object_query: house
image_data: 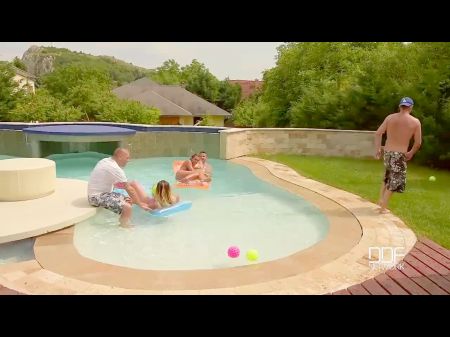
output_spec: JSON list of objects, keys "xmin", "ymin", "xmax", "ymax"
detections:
[
  {"xmin": 112, "ymin": 78, "xmax": 231, "ymax": 126},
  {"xmin": 12, "ymin": 66, "xmax": 36, "ymax": 94},
  {"xmin": 228, "ymin": 79, "xmax": 263, "ymax": 100}
]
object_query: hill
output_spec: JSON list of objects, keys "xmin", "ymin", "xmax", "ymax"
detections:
[{"xmin": 21, "ymin": 45, "xmax": 154, "ymax": 86}]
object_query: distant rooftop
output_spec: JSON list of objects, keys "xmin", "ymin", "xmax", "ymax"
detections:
[
  {"xmin": 12, "ymin": 66, "xmax": 36, "ymax": 80},
  {"xmin": 228, "ymin": 79, "xmax": 263, "ymax": 99},
  {"xmin": 113, "ymin": 78, "xmax": 231, "ymax": 117}
]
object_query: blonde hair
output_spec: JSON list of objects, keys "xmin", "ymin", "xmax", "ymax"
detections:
[{"xmin": 154, "ymin": 180, "xmax": 175, "ymax": 208}]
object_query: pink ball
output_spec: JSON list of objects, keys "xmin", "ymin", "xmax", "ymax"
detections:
[{"xmin": 227, "ymin": 246, "xmax": 240, "ymax": 258}]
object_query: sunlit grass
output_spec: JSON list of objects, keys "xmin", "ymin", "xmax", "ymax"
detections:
[{"xmin": 258, "ymin": 154, "xmax": 450, "ymax": 248}]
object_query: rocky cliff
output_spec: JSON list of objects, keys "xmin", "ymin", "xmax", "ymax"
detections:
[{"xmin": 21, "ymin": 45, "xmax": 55, "ymax": 77}]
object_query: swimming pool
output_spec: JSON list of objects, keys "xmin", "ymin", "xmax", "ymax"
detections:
[
  {"xmin": 48, "ymin": 152, "xmax": 330, "ymax": 270},
  {"xmin": 0, "ymin": 238, "xmax": 35, "ymax": 265}
]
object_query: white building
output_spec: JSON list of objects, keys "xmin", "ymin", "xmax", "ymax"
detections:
[{"xmin": 12, "ymin": 66, "xmax": 36, "ymax": 94}]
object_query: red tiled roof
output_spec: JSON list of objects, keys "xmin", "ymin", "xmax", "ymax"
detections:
[{"xmin": 228, "ymin": 80, "xmax": 263, "ymax": 99}]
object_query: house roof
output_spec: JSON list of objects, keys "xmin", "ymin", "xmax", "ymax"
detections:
[
  {"xmin": 12, "ymin": 66, "xmax": 36, "ymax": 80},
  {"xmin": 113, "ymin": 78, "xmax": 231, "ymax": 117},
  {"xmin": 228, "ymin": 79, "xmax": 263, "ymax": 99}
]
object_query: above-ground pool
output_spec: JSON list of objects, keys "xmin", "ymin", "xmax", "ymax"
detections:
[{"xmin": 49, "ymin": 152, "xmax": 330, "ymax": 271}]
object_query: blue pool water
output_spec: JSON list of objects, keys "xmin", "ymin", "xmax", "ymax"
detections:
[
  {"xmin": 0, "ymin": 239, "xmax": 35, "ymax": 265},
  {"xmin": 1, "ymin": 153, "xmax": 329, "ymax": 270},
  {"xmin": 0, "ymin": 155, "xmax": 35, "ymax": 264},
  {"xmin": 52, "ymin": 153, "xmax": 329, "ymax": 270}
]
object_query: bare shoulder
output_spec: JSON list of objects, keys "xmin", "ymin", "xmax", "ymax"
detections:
[
  {"xmin": 411, "ymin": 115, "xmax": 421, "ymax": 125},
  {"xmin": 387, "ymin": 112, "xmax": 399, "ymax": 119},
  {"xmin": 384, "ymin": 113, "xmax": 397, "ymax": 122}
]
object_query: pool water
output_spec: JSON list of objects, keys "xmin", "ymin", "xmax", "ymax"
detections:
[
  {"xmin": 0, "ymin": 153, "xmax": 329, "ymax": 271},
  {"xmin": 0, "ymin": 155, "xmax": 36, "ymax": 264},
  {"xmin": 0, "ymin": 238, "xmax": 35, "ymax": 265},
  {"xmin": 51, "ymin": 153, "xmax": 330, "ymax": 270}
]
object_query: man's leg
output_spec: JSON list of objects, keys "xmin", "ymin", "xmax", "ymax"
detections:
[
  {"xmin": 379, "ymin": 153, "xmax": 406, "ymax": 214},
  {"xmin": 199, "ymin": 172, "xmax": 211, "ymax": 182},
  {"xmin": 378, "ymin": 182, "xmax": 387, "ymax": 206},
  {"xmin": 180, "ymin": 172, "xmax": 201, "ymax": 183},
  {"xmin": 176, "ymin": 170, "xmax": 196, "ymax": 181},
  {"xmin": 119, "ymin": 202, "xmax": 133, "ymax": 228},
  {"xmin": 379, "ymin": 189, "xmax": 393, "ymax": 214},
  {"xmin": 95, "ymin": 192, "xmax": 134, "ymax": 227}
]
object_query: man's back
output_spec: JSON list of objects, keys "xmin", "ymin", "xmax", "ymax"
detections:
[
  {"xmin": 88, "ymin": 157, "xmax": 127, "ymax": 196},
  {"xmin": 385, "ymin": 112, "xmax": 420, "ymax": 153}
]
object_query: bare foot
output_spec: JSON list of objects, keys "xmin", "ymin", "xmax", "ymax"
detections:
[
  {"xmin": 119, "ymin": 221, "xmax": 134, "ymax": 228},
  {"xmin": 187, "ymin": 179, "xmax": 201, "ymax": 185},
  {"xmin": 378, "ymin": 208, "xmax": 390, "ymax": 214}
]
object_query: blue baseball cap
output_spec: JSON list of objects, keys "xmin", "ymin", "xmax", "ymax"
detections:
[{"xmin": 399, "ymin": 97, "xmax": 414, "ymax": 106}]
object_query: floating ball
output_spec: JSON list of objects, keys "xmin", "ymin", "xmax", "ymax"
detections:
[
  {"xmin": 429, "ymin": 176, "xmax": 436, "ymax": 182},
  {"xmin": 246, "ymin": 249, "xmax": 259, "ymax": 262},
  {"xmin": 227, "ymin": 246, "xmax": 240, "ymax": 258}
]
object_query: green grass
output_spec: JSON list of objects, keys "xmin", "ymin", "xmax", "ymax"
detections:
[{"xmin": 257, "ymin": 154, "xmax": 450, "ymax": 249}]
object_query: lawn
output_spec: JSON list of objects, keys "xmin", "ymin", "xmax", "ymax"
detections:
[{"xmin": 257, "ymin": 154, "xmax": 450, "ymax": 249}]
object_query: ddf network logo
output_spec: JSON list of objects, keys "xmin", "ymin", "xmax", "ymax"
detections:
[{"xmin": 368, "ymin": 247, "xmax": 405, "ymax": 271}]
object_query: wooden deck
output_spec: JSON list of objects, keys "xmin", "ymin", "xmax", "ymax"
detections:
[{"xmin": 332, "ymin": 237, "xmax": 450, "ymax": 295}]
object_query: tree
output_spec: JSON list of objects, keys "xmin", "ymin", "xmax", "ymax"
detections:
[
  {"xmin": 96, "ymin": 97, "xmax": 159, "ymax": 124},
  {"xmin": 0, "ymin": 63, "xmax": 25, "ymax": 121},
  {"xmin": 64, "ymin": 80, "xmax": 116, "ymax": 121},
  {"xmin": 13, "ymin": 57, "xmax": 27, "ymax": 71},
  {"xmin": 232, "ymin": 93, "xmax": 267, "ymax": 127},
  {"xmin": 149, "ymin": 59, "xmax": 241, "ymax": 112},
  {"xmin": 149, "ymin": 59, "xmax": 183, "ymax": 84},
  {"xmin": 31, "ymin": 46, "xmax": 150, "ymax": 84},
  {"xmin": 242, "ymin": 42, "xmax": 450, "ymax": 168},
  {"xmin": 8, "ymin": 89, "xmax": 83, "ymax": 122},
  {"xmin": 197, "ymin": 115, "xmax": 213, "ymax": 126},
  {"xmin": 216, "ymin": 79, "xmax": 241, "ymax": 111},
  {"xmin": 181, "ymin": 60, "xmax": 220, "ymax": 102},
  {"xmin": 42, "ymin": 64, "xmax": 112, "ymax": 100}
]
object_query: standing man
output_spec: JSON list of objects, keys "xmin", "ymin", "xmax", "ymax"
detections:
[
  {"xmin": 374, "ymin": 97, "xmax": 422, "ymax": 213},
  {"xmin": 87, "ymin": 148, "xmax": 151, "ymax": 227}
]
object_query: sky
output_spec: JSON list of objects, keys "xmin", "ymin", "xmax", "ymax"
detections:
[{"xmin": 0, "ymin": 42, "xmax": 283, "ymax": 80}]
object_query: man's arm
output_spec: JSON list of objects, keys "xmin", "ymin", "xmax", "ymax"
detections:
[
  {"xmin": 406, "ymin": 120, "xmax": 422, "ymax": 160},
  {"xmin": 374, "ymin": 116, "xmax": 389, "ymax": 159},
  {"xmin": 123, "ymin": 182, "xmax": 151, "ymax": 210},
  {"xmin": 123, "ymin": 182, "xmax": 139, "ymax": 203},
  {"xmin": 112, "ymin": 168, "xmax": 150, "ymax": 211},
  {"xmin": 205, "ymin": 163, "xmax": 212, "ymax": 176}
]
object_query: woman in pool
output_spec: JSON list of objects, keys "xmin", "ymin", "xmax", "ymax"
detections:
[{"xmin": 148, "ymin": 180, "xmax": 180, "ymax": 210}]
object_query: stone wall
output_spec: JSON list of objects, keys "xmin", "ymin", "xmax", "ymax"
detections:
[
  {"xmin": 219, "ymin": 128, "xmax": 375, "ymax": 159},
  {"xmin": 0, "ymin": 127, "xmax": 375, "ymax": 160}
]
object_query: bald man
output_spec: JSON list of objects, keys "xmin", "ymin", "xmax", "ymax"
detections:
[{"xmin": 88, "ymin": 148, "xmax": 150, "ymax": 227}]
